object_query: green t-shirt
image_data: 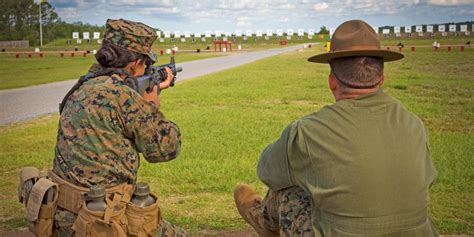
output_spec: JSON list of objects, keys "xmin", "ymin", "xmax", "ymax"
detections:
[{"xmin": 258, "ymin": 90, "xmax": 438, "ymax": 236}]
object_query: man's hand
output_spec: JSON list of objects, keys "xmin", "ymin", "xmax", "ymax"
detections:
[
  {"xmin": 142, "ymin": 85, "xmax": 160, "ymax": 108},
  {"xmin": 159, "ymin": 67, "xmax": 174, "ymax": 90}
]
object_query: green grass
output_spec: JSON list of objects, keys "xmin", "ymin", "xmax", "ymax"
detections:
[
  {"xmin": 0, "ymin": 47, "xmax": 473, "ymax": 234},
  {"xmin": 382, "ymin": 35, "xmax": 474, "ymax": 46},
  {"xmin": 0, "ymin": 52, "xmax": 226, "ymax": 90}
]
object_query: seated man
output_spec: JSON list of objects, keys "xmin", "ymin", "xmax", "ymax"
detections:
[{"xmin": 234, "ymin": 20, "xmax": 439, "ymax": 237}]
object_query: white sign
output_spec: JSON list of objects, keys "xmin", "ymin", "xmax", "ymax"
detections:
[
  {"xmin": 287, "ymin": 29, "xmax": 294, "ymax": 35},
  {"xmin": 427, "ymin": 26, "xmax": 433, "ymax": 33},
  {"xmin": 382, "ymin": 29, "xmax": 390, "ymax": 34},
  {"xmin": 276, "ymin": 29, "xmax": 283, "ymax": 36},
  {"xmin": 449, "ymin": 24, "xmax": 456, "ymax": 32},
  {"xmin": 298, "ymin": 29, "xmax": 304, "ymax": 36},
  {"xmin": 308, "ymin": 29, "xmax": 315, "ymax": 35},
  {"xmin": 245, "ymin": 30, "xmax": 252, "ymax": 36},
  {"xmin": 173, "ymin": 31, "xmax": 181, "ymax": 37},
  {"xmin": 405, "ymin": 26, "xmax": 412, "ymax": 33},
  {"xmin": 256, "ymin": 30, "xmax": 263, "ymax": 37},
  {"xmin": 205, "ymin": 31, "xmax": 212, "ymax": 37},
  {"xmin": 460, "ymin": 25, "xmax": 467, "ymax": 32},
  {"xmin": 72, "ymin": 32, "xmax": 79, "ymax": 39},
  {"xmin": 156, "ymin": 31, "xmax": 161, "ymax": 38},
  {"xmin": 394, "ymin": 26, "xmax": 401, "ymax": 34},
  {"xmin": 438, "ymin": 25, "xmax": 445, "ymax": 32},
  {"xmin": 93, "ymin": 32, "xmax": 100, "ymax": 39},
  {"xmin": 83, "ymin": 32, "xmax": 90, "ymax": 39},
  {"xmin": 416, "ymin": 25, "xmax": 423, "ymax": 33},
  {"xmin": 164, "ymin": 31, "xmax": 171, "ymax": 38},
  {"xmin": 235, "ymin": 31, "xmax": 242, "ymax": 37}
]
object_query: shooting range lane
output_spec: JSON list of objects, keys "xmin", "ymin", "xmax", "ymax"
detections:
[
  {"xmin": 0, "ymin": 44, "xmax": 306, "ymax": 125},
  {"xmin": 175, "ymin": 44, "xmax": 304, "ymax": 82}
]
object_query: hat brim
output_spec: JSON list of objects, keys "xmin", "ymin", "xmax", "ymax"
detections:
[
  {"xmin": 146, "ymin": 51, "xmax": 157, "ymax": 63},
  {"xmin": 308, "ymin": 49, "xmax": 404, "ymax": 63}
]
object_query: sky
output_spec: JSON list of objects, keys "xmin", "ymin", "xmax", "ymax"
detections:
[{"xmin": 48, "ymin": 0, "xmax": 474, "ymax": 33}]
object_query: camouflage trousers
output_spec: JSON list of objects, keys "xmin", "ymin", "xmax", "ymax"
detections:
[
  {"xmin": 262, "ymin": 186, "xmax": 315, "ymax": 237},
  {"xmin": 54, "ymin": 208, "xmax": 189, "ymax": 237}
]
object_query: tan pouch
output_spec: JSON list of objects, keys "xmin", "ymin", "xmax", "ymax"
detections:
[
  {"xmin": 26, "ymin": 178, "xmax": 58, "ymax": 237},
  {"xmin": 126, "ymin": 193, "xmax": 160, "ymax": 237},
  {"xmin": 18, "ymin": 166, "xmax": 40, "ymax": 206},
  {"xmin": 72, "ymin": 192, "xmax": 128, "ymax": 237}
]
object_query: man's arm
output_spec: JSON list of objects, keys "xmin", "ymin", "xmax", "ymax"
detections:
[{"xmin": 257, "ymin": 124, "xmax": 295, "ymax": 191}]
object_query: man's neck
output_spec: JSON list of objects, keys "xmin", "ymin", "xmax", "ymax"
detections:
[{"xmin": 335, "ymin": 87, "xmax": 379, "ymax": 101}]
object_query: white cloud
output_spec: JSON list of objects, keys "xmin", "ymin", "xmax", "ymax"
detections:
[
  {"xmin": 314, "ymin": 2, "xmax": 329, "ymax": 11},
  {"xmin": 50, "ymin": 0, "xmax": 474, "ymax": 32},
  {"xmin": 428, "ymin": 0, "xmax": 474, "ymax": 5}
]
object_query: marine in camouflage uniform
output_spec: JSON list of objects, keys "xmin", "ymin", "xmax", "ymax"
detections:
[{"xmin": 52, "ymin": 19, "xmax": 188, "ymax": 236}]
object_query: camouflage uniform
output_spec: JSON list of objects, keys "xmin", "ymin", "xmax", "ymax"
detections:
[
  {"xmin": 52, "ymin": 19, "xmax": 188, "ymax": 236},
  {"xmin": 262, "ymin": 187, "xmax": 314, "ymax": 237}
]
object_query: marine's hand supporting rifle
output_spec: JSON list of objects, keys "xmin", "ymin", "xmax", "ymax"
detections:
[{"xmin": 140, "ymin": 57, "xmax": 183, "ymax": 106}]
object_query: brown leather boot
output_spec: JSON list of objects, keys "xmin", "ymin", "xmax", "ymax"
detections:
[{"xmin": 234, "ymin": 184, "xmax": 279, "ymax": 237}]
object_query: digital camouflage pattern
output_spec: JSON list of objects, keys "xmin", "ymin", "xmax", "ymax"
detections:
[
  {"xmin": 104, "ymin": 18, "xmax": 158, "ymax": 62},
  {"xmin": 53, "ymin": 64, "xmax": 181, "ymax": 187},
  {"xmin": 263, "ymin": 186, "xmax": 314, "ymax": 237}
]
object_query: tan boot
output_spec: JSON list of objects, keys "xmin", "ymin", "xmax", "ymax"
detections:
[{"xmin": 234, "ymin": 184, "xmax": 279, "ymax": 237}]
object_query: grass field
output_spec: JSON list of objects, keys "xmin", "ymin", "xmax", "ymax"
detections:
[
  {"xmin": 0, "ymin": 52, "xmax": 227, "ymax": 90},
  {"xmin": 0, "ymin": 46, "xmax": 473, "ymax": 234}
]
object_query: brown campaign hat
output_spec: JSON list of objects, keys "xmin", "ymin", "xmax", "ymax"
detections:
[{"xmin": 308, "ymin": 20, "xmax": 403, "ymax": 63}]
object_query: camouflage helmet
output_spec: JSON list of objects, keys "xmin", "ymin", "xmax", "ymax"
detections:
[{"xmin": 103, "ymin": 19, "xmax": 158, "ymax": 63}]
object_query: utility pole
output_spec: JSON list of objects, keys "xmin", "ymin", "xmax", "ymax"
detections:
[{"xmin": 39, "ymin": 1, "xmax": 43, "ymax": 47}]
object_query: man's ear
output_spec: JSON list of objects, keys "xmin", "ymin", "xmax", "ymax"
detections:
[
  {"xmin": 134, "ymin": 59, "xmax": 144, "ymax": 66},
  {"xmin": 328, "ymin": 73, "xmax": 338, "ymax": 91},
  {"xmin": 379, "ymin": 74, "xmax": 385, "ymax": 86}
]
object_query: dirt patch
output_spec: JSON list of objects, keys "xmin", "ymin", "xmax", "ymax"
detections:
[{"xmin": 0, "ymin": 229, "xmax": 257, "ymax": 237}]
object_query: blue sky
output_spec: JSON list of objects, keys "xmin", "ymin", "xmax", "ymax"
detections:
[{"xmin": 49, "ymin": 0, "xmax": 474, "ymax": 32}]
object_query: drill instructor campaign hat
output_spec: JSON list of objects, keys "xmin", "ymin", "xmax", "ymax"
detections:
[
  {"xmin": 103, "ymin": 19, "xmax": 158, "ymax": 63},
  {"xmin": 308, "ymin": 20, "xmax": 403, "ymax": 63}
]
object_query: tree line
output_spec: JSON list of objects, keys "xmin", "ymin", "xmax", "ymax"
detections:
[{"xmin": 0, "ymin": 0, "xmax": 104, "ymax": 46}]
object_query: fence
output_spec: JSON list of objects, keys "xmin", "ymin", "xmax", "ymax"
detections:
[{"xmin": 0, "ymin": 40, "xmax": 29, "ymax": 48}]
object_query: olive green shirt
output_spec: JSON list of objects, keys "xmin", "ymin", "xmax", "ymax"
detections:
[{"xmin": 258, "ymin": 90, "xmax": 438, "ymax": 236}]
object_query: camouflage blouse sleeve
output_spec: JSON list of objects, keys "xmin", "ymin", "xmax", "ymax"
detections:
[{"xmin": 118, "ymin": 85, "xmax": 181, "ymax": 163}]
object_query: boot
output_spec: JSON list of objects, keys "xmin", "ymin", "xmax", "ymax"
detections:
[{"xmin": 234, "ymin": 184, "xmax": 279, "ymax": 237}]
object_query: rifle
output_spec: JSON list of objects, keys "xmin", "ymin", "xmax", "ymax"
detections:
[{"xmin": 135, "ymin": 56, "xmax": 183, "ymax": 95}]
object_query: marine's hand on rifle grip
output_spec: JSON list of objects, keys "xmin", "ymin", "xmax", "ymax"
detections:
[
  {"xmin": 159, "ymin": 67, "xmax": 174, "ymax": 90},
  {"xmin": 142, "ymin": 85, "xmax": 160, "ymax": 108}
]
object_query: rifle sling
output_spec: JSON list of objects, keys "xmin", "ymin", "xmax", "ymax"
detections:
[{"xmin": 59, "ymin": 67, "xmax": 136, "ymax": 114}]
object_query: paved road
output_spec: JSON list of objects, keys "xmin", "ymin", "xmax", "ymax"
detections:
[{"xmin": 0, "ymin": 45, "xmax": 306, "ymax": 125}]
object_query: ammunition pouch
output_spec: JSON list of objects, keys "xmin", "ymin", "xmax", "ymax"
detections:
[
  {"xmin": 18, "ymin": 167, "xmax": 59, "ymax": 237},
  {"xmin": 49, "ymin": 171, "xmax": 160, "ymax": 236}
]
